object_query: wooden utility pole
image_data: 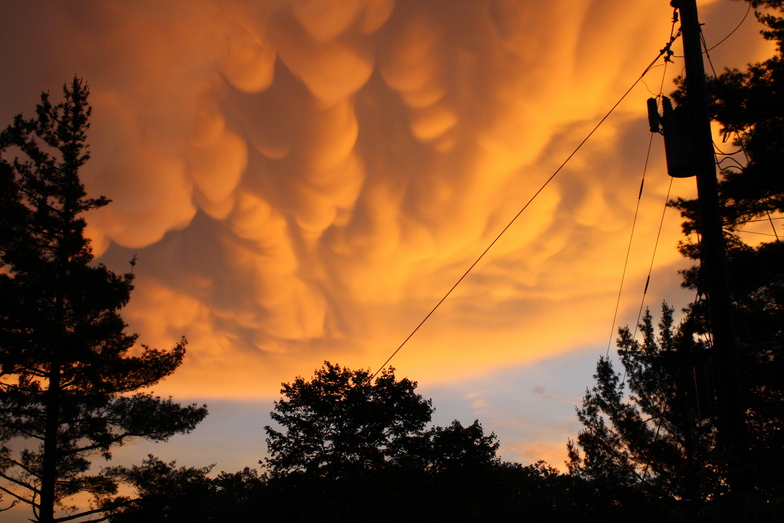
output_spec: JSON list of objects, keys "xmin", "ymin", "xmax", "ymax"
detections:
[{"xmin": 670, "ymin": 0, "xmax": 748, "ymax": 490}]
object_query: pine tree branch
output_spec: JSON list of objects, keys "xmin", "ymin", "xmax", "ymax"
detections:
[
  {"xmin": 0, "ymin": 471, "xmax": 37, "ymax": 498},
  {"xmin": 1, "ymin": 456, "xmax": 40, "ymax": 479},
  {"xmin": 0, "ymin": 483, "xmax": 32, "ymax": 506},
  {"xmin": 53, "ymin": 505, "xmax": 114, "ymax": 523}
]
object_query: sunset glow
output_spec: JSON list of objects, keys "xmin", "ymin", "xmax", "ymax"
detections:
[{"xmin": 0, "ymin": 0, "xmax": 773, "ymax": 485}]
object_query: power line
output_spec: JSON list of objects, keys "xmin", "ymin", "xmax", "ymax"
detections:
[
  {"xmin": 606, "ymin": 138, "xmax": 652, "ymax": 357},
  {"xmin": 745, "ymin": 216, "xmax": 784, "ymax": 223},
  {"xmin": 706, "ymin": 1, "xmax": 752, "ymax": 52},
  {"xmin": 671, "ymin": 1, "xmax": 752, "ymax": 58},
  {"xmin": 372, "ymin": 38, "xmax": 681, "ymax": 379},
  {"xmin": 607, "ymin": 19, "xmax": 677, "ymax": 355},
  {"xmin": 733, "ymin": 228, "xmax": 779, "ymax": 238},
  {"xmin": 632, "ymin": 177, "xmax": 674, "ymax": 339}
]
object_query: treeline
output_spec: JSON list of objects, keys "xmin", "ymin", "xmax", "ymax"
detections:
[
  {"xmin": 2, "ymin": 1, "xmax": 783, "ymax": 521},
  {"xmin": 105, "ymin": 364, "xmax": 604, "ymax": 523}
]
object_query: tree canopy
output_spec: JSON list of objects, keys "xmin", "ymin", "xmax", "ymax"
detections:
[
  {"xmin": 567, "ymin": 305, "xmax": 720, "ymax": 504},
  {"xmin": 429, "ymin": 419, "xmax": 501, "ymax": 473},
  {"xmin": 264, "ymin": 361, "xmax": 434, "ymax": 478},
  {"xmin": 0, "ymin": 78, "xmax": 207, "ymax": 522}
]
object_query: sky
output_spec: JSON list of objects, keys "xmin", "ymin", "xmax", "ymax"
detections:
[{"xmin": 0, "ymin": 0, "xmax": 776, "ymax": 510}]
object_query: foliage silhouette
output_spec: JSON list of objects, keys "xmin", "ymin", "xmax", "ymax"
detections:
[
  {"xmin": 668, "ymin": 0, "xmax": 784, "ymax": 507},
  {"xmin": 103, "ymin": 360, "xmax": 637, "ymax": 523},
  {"xmin": 567, "ymin": 305, "xmax": 720, "ymax": 504},
  {"xmin": 103, "ymin": 456, "xmax": 216, "ymax": 523},
  {"xmin": 429, "ymin": 419, "xmax": 501, "ymax": 473},
  {"xmin": 264, "ymin": 361, "xmax": 433, "ymax": 478},
  {"xmin": 258, "ymin": 362, "xmax": 598, "ymax": 522},
  {"xmin": 0, "ymin": 78, "xmax": 207, "ymax": 523}
]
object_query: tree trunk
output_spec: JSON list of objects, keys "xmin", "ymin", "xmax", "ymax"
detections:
[{"xmin": 39, "ymin": 360, "xmax": 61, "ymax": 523}]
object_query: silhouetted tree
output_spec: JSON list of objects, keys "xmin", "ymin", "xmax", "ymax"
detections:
[
  {"xmin": 104, "ymin": 456, "xmax": 216, "ymax": 523},
  {"xmin": 429, "ymin": 419, "xmax": 500, "ymax": 473},
  {"xmin": 668, "ymin": 0, "xmax": 784, "ymax": 505},
  {"xmin": 262, "ymin": 363, "xmax": 550, "ymax": 522},
  {"xmin": 567, "ymin": 305, "xmax": 720, "ymax": 506},
  {"xmin": 0, "ymin": 78, "xmax": 207, "ymax": 523},
  {"xmin": 209, "ymin": 467, "xmax": 267, "ymax": 521},
  {"xmin": 114, "ymin": 362, "xmax": 590, "ymax": 522},
  {"xmin": 102, "ymin": 464, "xmax": 270, "ymax": 523},
  {"xmin": 264, "ymin": 361, "xmax": 433, "ymax": 478}
]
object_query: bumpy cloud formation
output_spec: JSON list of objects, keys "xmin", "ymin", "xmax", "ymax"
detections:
[{"xmin": 0, "ymin": 0, "xmax": 770, "ymax": 397}]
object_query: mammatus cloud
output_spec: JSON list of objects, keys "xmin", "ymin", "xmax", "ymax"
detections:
[{"xmin": 0, "ymin": 0, "xmax": 772, "ymax": 404}]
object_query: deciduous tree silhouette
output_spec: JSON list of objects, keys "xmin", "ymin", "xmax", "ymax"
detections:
[
  {"xmin": 0, "ymin": 78, "xmax": 207, "ymax": 523},
  {"xmin": 109, "ymin": 362, "xmax": 595, "ymax": 522},
  {"xmin": 264, "ymin": 361, "xmax": 433, "ymax": 478},
  {"xmin": 429, "ymin": 419, "xmax": 500, "ymax": 473}
]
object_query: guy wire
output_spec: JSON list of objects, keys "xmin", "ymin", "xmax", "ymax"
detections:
[{"xmin": 608, "ymin": 22, "xmax": 676, "ymax": 355}]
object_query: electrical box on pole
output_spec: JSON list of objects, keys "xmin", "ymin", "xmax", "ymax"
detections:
[
  {"xmin": 648, "ymin": 96, "xmax": 698, "ymax": 178},
  {"xmin": 662, "ymin": 101, "xmax": 696, "ymax": 178}
]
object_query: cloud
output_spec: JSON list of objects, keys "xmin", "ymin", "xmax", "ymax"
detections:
[{"xmin": 0, "ymin": 0, "xmax": 772, "ymax": 403}]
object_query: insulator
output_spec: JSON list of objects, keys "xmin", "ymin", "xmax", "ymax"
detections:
[
  {"xmin": 647, "ymin": 98, "xmax": 660, "ymax": 133},
  {"xmin": 662, "ymin": 95, "xmax": 674, "ymax": 116}
]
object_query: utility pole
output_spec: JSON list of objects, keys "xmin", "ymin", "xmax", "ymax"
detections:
[{"xmin": 670, "ymin": 0, "xmax": 748, "ymax": 491}]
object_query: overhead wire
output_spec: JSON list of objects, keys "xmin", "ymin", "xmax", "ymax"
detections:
[
  {"xmin": 631, "ymin": 177, "xmax": 674, "ymax": 340},
  {"xmin": 606, "ymin": 136, "xmax": 653, "ymax": 357},
  {"xmin": 734, "ymin": 229, "xmax": 779, "ymax": 238},
  {"xmin": 701, "ymin": 31, "xmax": 719, "ymax": 78},
  {"xmin": 608, "ymin": 17, "xmax": 678, "ymax": 354},
  {"xmin": 672, "ymin": 0, "xmax": 751, "ymax": 58},
  {"xmin": 372, "ymin": 32, "xmax": 682, "ymax": 379},
  {"xmin": 713, "ymin": 141, "xmax": 746, "ymax": 157},
  {"xmin": 705, "ymin": 1, "xmax": 752, "ymax": 52},
  {"xmin": 766, "ymin": 212, "xmax": 781, "ymax": 241},
  {"xmin": 716, "ymin": 156, "xmax": 746, "ymax": 171},
  {"xmin": 745, "ymin": 216, "xmax": 784, "ymax": 223}
]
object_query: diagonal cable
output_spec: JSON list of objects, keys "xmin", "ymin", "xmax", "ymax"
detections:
[{"xmin": 373, "ymin": 39, "xmax": 680, "ymax": 379}]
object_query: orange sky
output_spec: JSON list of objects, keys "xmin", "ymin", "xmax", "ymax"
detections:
[{"xmin": 0, "ymin": 0, "xmax": 775, "ymax": 494}]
